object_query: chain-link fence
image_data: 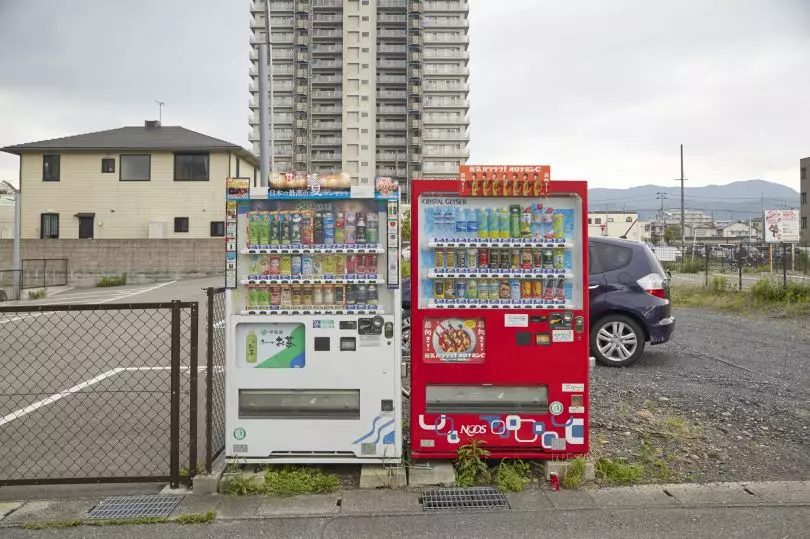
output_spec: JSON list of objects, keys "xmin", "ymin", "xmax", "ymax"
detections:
[
  {"xmin": 651, "ymin": 240, "xmax": 810, "ymax": 290},
  {"xmin": 204, "ymin": 287, "xmax": 227, "ymax": 472},
  {"xmin": 0, "ymin": 301, "xmax": 197, "ymax": 487},
  {"xmin": 0, "ymin": 270, "xmax": 21, "ymax": 301}
]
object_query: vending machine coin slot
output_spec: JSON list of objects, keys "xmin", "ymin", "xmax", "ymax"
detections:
[
  {"xmin": 339, "ymin": 321, "xmax": 358, "ymax": 330},
  {"xmin": 358, "ymin": 316, "xmax": 384, "ymax": 335},
  {"xmin": 384, "ymin": 322, "xmax": 394, "ymax": 339},
  {"xmin": 314, "ymin": 337, "xmax": 330, "ymax": 352}
]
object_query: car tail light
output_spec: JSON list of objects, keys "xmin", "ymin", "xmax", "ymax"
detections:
[{"xmin": 637, "ymin": 273, "xmax": 667, "ymax": 299}]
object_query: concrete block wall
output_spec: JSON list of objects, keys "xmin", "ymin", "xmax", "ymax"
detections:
[{"xmin": 0, "ymin": 239, "xmax": 223, "ymax": 287}]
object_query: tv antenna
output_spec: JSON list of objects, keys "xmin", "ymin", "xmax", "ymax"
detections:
[{"xmin": 155, "ymin": 100, "xmax": 165, "ymax": 123}]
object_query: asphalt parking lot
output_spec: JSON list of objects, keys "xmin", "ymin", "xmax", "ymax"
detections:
[{"xmin": 0, "ymin": 278, "xmax": 222, "ymax": 484}]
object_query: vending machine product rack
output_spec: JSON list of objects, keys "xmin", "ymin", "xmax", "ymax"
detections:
[
  {"xmin": 225, "ymin": 174, "xmax": 403, "ymax": 464},
  {"xmin": 409, "ymin": 167, "xmax": 590, "ymax": 460}
]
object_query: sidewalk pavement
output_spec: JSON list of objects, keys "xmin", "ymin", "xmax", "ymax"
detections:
[{"xmin": 0, "ymin": 481, "xmax": 808, "ymax": 527}]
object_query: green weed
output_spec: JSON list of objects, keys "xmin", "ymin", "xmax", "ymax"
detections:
[
  {"xmin": 175, "ymin": 512, "xmax": 216, "ymax": 524},
  {"xmin": 263, "ymin": 465, "xmax": 340, "ymax": 497},
  {"xmin": 454, "ymin": 439, "xmax": 491, "ymax": 487},
  {"xmin": 595, "ymin": 457, "xmax": 643, "ymax": 485},
  {"xmin": 23, "ymin": 519, "xmax": 82, "ymax": 530},
  {"xmin": 97, "ymin": 274, "xmax": 128, "ymax": 287},
  {"xmin": 27, "ymin": 289, "xmax": 46, "ymax": 300},
  {"xmin": 495, "ymin": 459, "xmax": 531, "ymax": 492},
  {"xmin": 559, "ymin": 457, "xmax": 587, "ymax": 489},
  {"xmin": 225, "ymin": 474, "xmax": 263, "ymax": 496}
]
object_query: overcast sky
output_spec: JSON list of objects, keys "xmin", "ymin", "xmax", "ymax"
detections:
[{"xmin": 0, "ymin": 0, "xmax": 808, "ymax": 190}]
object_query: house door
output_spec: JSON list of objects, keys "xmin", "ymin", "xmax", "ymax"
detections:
[{"xmin": 78, "ymin": 216, "xmax": 94, "ymax": 239}]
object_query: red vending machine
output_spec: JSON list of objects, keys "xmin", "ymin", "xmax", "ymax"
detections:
[{"xmin": 410, "ymin": 166, "xmax": 589, "ymax": 459}]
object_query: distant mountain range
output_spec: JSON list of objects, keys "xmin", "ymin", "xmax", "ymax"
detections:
[{"xmin": 588, "ymin": 180, "xmax": 799, "ymax": 221}]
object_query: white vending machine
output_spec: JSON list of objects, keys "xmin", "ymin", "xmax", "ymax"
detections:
[{"xmin": 224, "ymin": 174, "xmax": 402, "ymax": 464}]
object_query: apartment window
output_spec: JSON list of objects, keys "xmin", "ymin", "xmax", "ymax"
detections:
[
  {"xmin": 361, "ymin": 161, "xmax": 369, "ymax": 167},
  {"xmin": 362, "ymin": 16, "xmax": 369, "ymax": 21},
  {"xmin": 42, "ymin": 155, "xmax": 60, "ymax": 181},
  {"xmin": 607, "ymin": 218, "xmax": 614, "ymax": 223},
  {"xmin": 174, "ymin": 153, "xmax": 210, "ymax": 181},
  {"xmin": 40, "ymin": 213, "xmax": 59, "ymax": 239},
  {"xmin": 120, "ymin": 154, "xmax": 151, "ymax": 181},
  {"xmin": 588, "ymin": 218, "xmax": 592, "ymax": 224},
  {"xmin": 803, "ymin": 217, "xmax": 808, "ymax": 230},
  {"xmin": 101, "ymin": 158, "xmax": 115, "ymax": 173},
  {"xmin": 362, "ymin": 31, "xmax": 369, "ymax": 37},
  {"xmin": 361, "ymin": 79, "xmax": 369, "ymax": 85},
  {"xmin": 802, "ymin": 192, "xmax": 807, "ymax": 205},
  {"xmin": 594, "ymin": 218, "xmax": 602, "ymax": 225},
  {"xmin": 361, "ymin": 64, "xmax": 369, "ymax": 69},
  {"xmin": 362, "ymin": 47, "xmax": 369, "ymax": 53},
  {"xmin": 210, "ymin": 221, "xmax": 225, "ymax": 237},
  {"xmin": 361, "ymin": 112, "xmax": 368, "ymax": 117},
  {"xmin": 626, "ymin": 216, "xmax": 633, "ymax": 222},
  {"xmin": 802, "ymin": 167, "xmax": 806, "ymax": 180},
  {"xmin": 361, "ymin": 95, "xmax": 369, "ymax": 101},
  {"xmin": 174, "ymin": 217, "xmax": 190, "ymax": 233},
  {"xmin": 361, "ymin": 128, "xmax": 369, "ymax": 133},
  {"xmin": 361, "ymin": 145, "xmax": 369, "ymax": 150}
]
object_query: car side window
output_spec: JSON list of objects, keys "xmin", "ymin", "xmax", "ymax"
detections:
[
  {"xmin": 588, "ymin": 246, "xmax": 602, "ymax": 275},
  {"xmin": 592, "ymin": 243, "xmax": 633, "ymax": 273}
]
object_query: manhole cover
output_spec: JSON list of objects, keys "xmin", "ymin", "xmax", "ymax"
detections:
[
  {"xmin": 421, "ymin": 486, "xmax": 509, "ymax": 513},
  {"xmin": 85, "ymin": 495, "xmax": 183, "ymax": 520}
]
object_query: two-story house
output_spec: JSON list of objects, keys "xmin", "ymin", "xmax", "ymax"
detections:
[{"xmin": 1, "ymin": 122, "xmax": 258, "ymax": 240}]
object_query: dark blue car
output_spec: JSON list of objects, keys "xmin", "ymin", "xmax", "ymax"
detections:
[
  {"xmin": 401, "ymin": 237, "xmax": 675, "ymax": 367},
  {"xmin": 589, "ymin": 236, "xmax": 675, "ymax": 366}
]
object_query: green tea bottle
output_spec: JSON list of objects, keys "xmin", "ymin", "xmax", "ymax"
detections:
[
  {"xmin": 248, "ymin": 213, "xmax": 260, "ymax": 246},
  {"xmin": 246, "ymin": 330, "xmax": 257, "ymax": 363}
]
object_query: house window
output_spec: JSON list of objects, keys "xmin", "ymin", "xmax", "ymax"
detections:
[
  {"xmin": 174, "ymin": 217, "xmax": 190, "ymax": 233},
  {"xmin": 594, "ymin": 218, "xmax": 601, "ymax": 224},
  {"xmin": 626, "ymin": 216, "xmax": 633, "ymax": 222},
  {"xmin": 174, "ymin": 153, "xmax": 210, "ymax": 181},
  {"xmin": 101, "ymin": 158, "xmax": 115, "ymax": 173},
  {"xmin": 803, "ymin": 217, "xmax": 808, "ymax": 230},
  {"xmin": 42, "ymin": 155, "xmax": 60, "ymax": 181},
  {"xmin": 210, "ymin": 221, "xmax": 225, "ymax": 237},
  {"xmin": 588, "ymin": 218, "xmax": 592, "ymax": 224},
  {"xmin": 608, "ymin": 218, "xmax": 614, "ymax": 223},
  {"xmin": 40, "ymin": 213, "xmax": 59, "ymax": 238},
  {"xmin": 802, "ymin": 167, "xmax": 806, "ymax": 180},
  {"xmin": 802, "ymin": 192, "xmax": 807, "ymax": 205},
  {"xmin": 120, "ymin": 154, "xmax": 151, "ymax": 181}
]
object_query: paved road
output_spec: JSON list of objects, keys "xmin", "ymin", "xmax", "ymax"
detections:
[
  {"xmin": 2, "ymin": 506, "xmax": 808, "ymax": 538},
  {"xmin": 0, "ymin": 278, "xmax": 223, "ymax": 484}
]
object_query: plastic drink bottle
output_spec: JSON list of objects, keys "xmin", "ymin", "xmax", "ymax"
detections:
[
  {"xmin": 477, "ymin": 209, "xmax": 488, "ymax": 239},
  {"xmin": 488, "ymin": 208, "xmax": 499, "ymax": 239},
  {"xmin": 553, "ymin": 213, "xmax": 565, "ymax": 239},
  {"xmin": 467, "ymin": 208, "xmax": 478, "ymax": 237},
  {"xmin": 499, "ymin": 208, "xmax": 510, "ymax": 239}
]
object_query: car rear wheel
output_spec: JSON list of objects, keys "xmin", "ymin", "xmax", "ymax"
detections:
[{"xmin": 591, "ymin": 315, "xmax": 645, "ymax": 367}]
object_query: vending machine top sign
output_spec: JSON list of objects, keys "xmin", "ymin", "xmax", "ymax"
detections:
[{"xmin": 409, "ymin": 165, "xmax": 590, "ymax": 460}]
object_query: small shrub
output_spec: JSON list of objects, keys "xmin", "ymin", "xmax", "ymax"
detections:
[
  {"xmin": 454, "ymin": 439, "xmax": 491, "ymax": 487},
  {"xmin": 97, "ymin": 274, "xmax": 127, "ymax": 287},
  {"xmin": 495, "ymin": 459, "xmax": 531, "ymax": 492},
  {"xmin": 679, "ymin": 260, "xmax": 703, "ymax": 274},
  {"xmin": 595, "ymin": 457, "xmax": 643, "ymax": 485},
  {"xmin": 27, "ymin": 289, "xmax": 46, "ymax": 300},
  {"xmin": 710, "ymin": 275, "xmax": 729, "ymax": 294},
  {"xmin": 225, "ymin": 474, "xmax": 263, "ymax": 496},
  {"xmin": 263, "ymin": 466, "xmax": 339, "ymax": 497},
  {"xmin": 560, "ymin": 457, "xmax": 587, "ymax": 489}
]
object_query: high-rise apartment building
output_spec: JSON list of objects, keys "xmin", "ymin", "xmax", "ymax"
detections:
[{"xmin": 248, "ymin": 0, "xmax": 470, "ymax": 202}]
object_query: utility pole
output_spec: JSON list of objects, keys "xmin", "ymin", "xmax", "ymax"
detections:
[
  {"xmin": 656, "ymin": 192, "xmax": 668, "ymax": 244},
  {"xmin": 12, "ymin": 181, "xmax": 20, "ymax": 299},
  {"xmin": 677, "ymin": 144, "xmax": 686, "ymax": 256},
  {"xmin": 257, "ymin": 2, "xmax": 274, "ymax": 186}
]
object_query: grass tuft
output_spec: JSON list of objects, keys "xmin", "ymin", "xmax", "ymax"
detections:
[
  {"xmin": 560, "ymin": 457, "xmax": 587, "ymax": 489},
  {"xmin": 97, "ymin": 274, "xmax": 128, "ymax": 287}
]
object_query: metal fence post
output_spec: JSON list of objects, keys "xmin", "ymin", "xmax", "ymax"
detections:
[
  {"xmin": 704, "ymin": 244, "xmax": 709, "ymax": 287},
  {"xmin": 205, "ymin": 288, "xmax": 215, "ymax": 473},
  {"xmin": 170, "ymin": 300, "xmax": 181, "ymax": 489},
  {"xmin": 783, "ymin": 243, "xmax": 788, "ymax": 288},
  {"xmin": 189, "ymin": 302, "xmax": 199, "ymax": 480},
  {"xmin": 738, "ymin": 242, "xmax": 743, "ymax": 291}
]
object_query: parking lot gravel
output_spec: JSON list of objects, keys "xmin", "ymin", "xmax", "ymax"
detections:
[{"xmin": 590, "ymin": 307, "xmax": 810, "ymax": 483}]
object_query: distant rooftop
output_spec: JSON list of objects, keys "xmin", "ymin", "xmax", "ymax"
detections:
[
  {"xmin": 0, "ymin": 180, "xmax": 17, "ymax": 195},
  {"xmin": 1, "ymin": 122, "xmax": 258, "ymax": 165}
]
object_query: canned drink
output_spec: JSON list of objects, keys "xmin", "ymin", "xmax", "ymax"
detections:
[
  {"xmin": 555, "ymin": 278, "xmax": 566, "ymax": 299},
  {"xmin": 323, "ymin": 285, "xmax": 334, "ymax": 305},
  {"xmin": 467, "ymin": 279, "xmax": 478, "ymax": 299},
  {"xmin": 346, "ymin": 284, "xmax": 356, "ymax": 304},
  {"xmin": 435, "ymin": 249, "xmax": 446, "ymax": 268},
  {"xmin": 356, "ymin": 284, "xmax": 368, "ymax": 304},
  {"xmin": 510, "ymin": 248, "xmax": 520, "ymax": 270},
  {"xmin": 457, "ymin": 249, "xmax": 467, "ymax": 269},
  {"xmin": 553, "ymin": 248, "xmax": 565, "ymax": 270},
  {"xmin": 313, "ymin": 254, "xmax": 324, "ymax": 275},
  {"xmin": 280, "ymin": 285, "xmax": 292, "ymax": 307},
  {"xmin": 291, "ymin": 254, "xmax": 302, "ymax": 275},
  {"xmin": 367, "ymin": 284, "xmax": 378, "ymax": 305},
  {"xmin": 268, "ymin": 255, "xmax": 281, "ymax": 275},
  {"xmin": 302, "ymin": 285, "xmax": 314, "ymax": 305},
  {"xmin": 533, "ymin": 249, "xmax": 544, "ymax": 269},
  {"xmin": 444, "ymin": 279, "xmax": 455, "ymax": 299},
  {"xmin": 477, "ymin": 280, "xmax": 489, "ymax": 300},
  {"xmin": 357, "ymin": 254, "xmax": 367, "ymax": 275},
  {"xmin": 532, "ymin": 279, "xmax": 544, "ymax": 298},
  {"xmin": 521, "ymin": 280, "xmax": 532, "ymax": 299},
  {"xmin": 280, "ymin": 255, "xmax": 292, "ymax": 276},
  {"xmin": 454, "ymin": 280, "xmax": 467, "ymax": 299},
  {"xmin": 521, "ymin": 249, "xmax": 533, "ymax": 270},
  {"xmin": 467, "ymin": 248, "xmax": 478, "ymax": 269},
  {"xmin": 334, "ymin": 285, "xmax": 345, "ymax": 305},
  {"xmin": 302, "ymin": 254, "xmax": 313, "ymax": 275},
  {"xmin": 499, "ymin": 249, "xmax": 511, "ymax": 269},
  {"xmin": 544, "ymin": 277, "xmax": 556, "ymax": 299},
  {"xmin": 510, "ymin": 279, "xmax": 521, "ymax": 300},
  {"xmin": 477, "ymin": 248, "xmax": 489, "ymax": 269},
  {"xmin": 498, "ymin": 280, "xmax": 512, "ymax": 299},
  {"xmin": 367, "ymin": 254, "xmax": 378, "ymax": 274},
  {"xmin": 434, "ymin": 280, "xmax": 445, "ymax": 299},
  {"xmin": 313, "ymin": 285, "xmax": 323, "ymax": 305},
  {"xmin": 323, "ymin": 254, "xmax": 336, "ymax": 275},
  {"xmin": 291, "ymin": 286, "xmax": 302, "ymax": 306},
  {"xmin": 334, "ymin": 254, "xmax": 345, "ymax": 275},
  {"xmin": 346, "ymin": 254, "xmax": 358, "ymax": 274},
  {"xmin": 489, "ymin": 280, "xmax": 499, "ymax": 300},
  {"xmin": 446, "ymin": 249, "xmax": 457, "ymax": 268}
]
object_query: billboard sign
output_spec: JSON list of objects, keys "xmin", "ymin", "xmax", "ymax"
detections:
[{"xmin": 764, "ymin": 210, "xmax": 799, "ymax": 243}]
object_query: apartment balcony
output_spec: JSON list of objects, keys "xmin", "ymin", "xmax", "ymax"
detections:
[
  {"xmin": 312, "ymin": 137, "xmax": 341, "ymax": 146},
  {"xmin": 313, "ymin": 0, "xmax": 341, "ymax": 7},
  {"xmin": 423, "ymin": 114, "xmax": 467, "ymax": 125},
  {"xmin": 296, "ymin": 51, "xmax": 308, "ymax": 62},
  {"xmin": 250, "ymin": 0, "xmax": 294, "ymax": 12},
  {"xmin": 378, "ymin": 106, "xmax": 407, "ymax": 114},
  {"xmin": 410, "ymin": 135, "xmax": 422, "ymax": 145},
  {"xmin": 312, "ymin": 60, "xmax": 341, "ymax": 69},
  {"xmin": 313, "ymin": 29, "xmax": 341, "ymax": 39},
  {"xmin": 250, "ymin": 33, "xmax": 267, "ymax": 45},
  {"xmin": 424, "ymin": 49, "xmax": 469, "ymax": 60},
  {"xmin": 296, "ymin": 18, "xmax": 308, "ymax": 29},
  {"xmin": 379, "ymin": 44, "xmax": 407, "ymax": 55},
  {"xmin": 376, "ymin": 168, "xmax": 407, "ymax": 177},
  {"xmin": 424, "ymin": 82, "xmax": 469, "ymax": 92},
  {"xmin": 409, "ymin": 84, "xmax": 422, "ymax": 95},
  {"xmin": 379, "ymin": 14, "xmax": 407, "ymax": 24},
  {"xmin": 423, "ymin": 18, "xmax": 468, "ymax": 28},
  {"xmin": 410, "ymin": 152, "xmax": 421, "ymax": 163},
  {"xmin": 378, "ymin": 60, "xmax": 407, "ymax": 69},
  {"xmin": 312, "ymin": 121, "xmax": 342, "ymax": 130},
  {"xmin": 312, "ymin": 90, "xmax": 341, "ymax": 99},
  {"xmin": 295, "ymin": 34, "xmax": 308, "ymax": 46},
  {"xmin": 409, "ymin": 35, "xmax": 423, "ymax": 46},
  {"xmin": 424, "ymin": 32, "xmax": 469, "ymax": 44},
  {"xmin": 378, "ymin": 0, "xmax": 407, "ymax": 8},
  {"xmin": 295, "ymin": 1, "xmax": 309, "ymax": 11},
  {"xmin": 296, "ymin": 84, "xmax": 308, "ymax": 95},
  {"xmin": 409, "ymin": 66, "xmax": 422, "ymax": 78},
  {"xmin": 271, "ymin": 17, "xmax": 294, "ymax": 28},
  {"xmin": 423, "ymin": 163, "xmax": 460, "ymax": 175},
  {"xmin": 312, "ymin": 107, "xmax": 342, "ymax": 115},
  {"xmin": 313, "ymin": 15, "xmax": 341, "ymax": 25},
  {"xmin": 273, "ymin": 64, "xmax": 295, "ymax": 75},
  {"xmin": 274, "ymin": 48, "xmax": 295, "ymax": 59},
  {"xmin": 377, "ymin": 90, "xmax": 408, "ymax": 100},
  {"xmin": 424, "ymin": 0, "xmax": 468, "ymax": 11},
  {"xmin": 377, "ymin": 152, "xmax": 406, "ymax": 161},
  {"xmin": 275, "ymin": 114, "xmax": 295, "ymax": 124},
  {"xmin": 377, "ymin": 138, "xmax": 407, "ymax": 146},
  {"xmin": 409, "ymin": 51, "xmax": 423, "ymax": 62},
  {"xmin": 295, "ymin": 67, "xmax": 309, "ymax": 78},
  {"xmin": 410, "ymin": 118, "xmax": 421, "ymax": 129},
  {"xmin": 424, "ymin": 130, "xmax": 467, "ymax": 141},
  {"xmin": 409, "ymin": 1, "xmax": 423, "ymax": 12},
  {"xmin": 270, "ymin": 33, "xmax": 294, "ymax": 44},
  {"xmin": 312, "ymin": 153, "xmax": 342, "ymax": 161},
  {"xmin": 425, "ymin": 147, "xmax": 470, "ymax": 159},
  {"xmin": 378, "ymin": 121, "xmax": 407, "ymax": 130},
  {"xmin": 423, "ymin": 65, "xmax": 470, "ymax": 76},
  {"xmin": 295, "ymin": 153, "xmax": 307, "ymax": 163},
  {"xmin": 273, "ymin": 82, "xmax": 294, "ymax": 91},
  {"xmin": 312, "ymin": 75, "xmax": 341, "ymax": 84},
  {"xmin": 378, "ymin": 75, "xmax": 408, "ymax": 84},
  {"xmin": 423, "ymin": 99, "xmax": 469, "ymax": 109},
  {"xmin": 313, "ymin": 44, "xmax": 341, "ymax": 55},
  {"xmin": 409, "ymin": 102, "xmax": 421, "ymax": 112},
  {"xmin": 296, "ymin": 102, "xmax": 308, "ymax": 112},
  {"xmin": 379, "ymin": 30, "xmax": 407, "ymax": 39}
]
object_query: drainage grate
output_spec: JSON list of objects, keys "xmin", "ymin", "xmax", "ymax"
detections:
[
  {"xmin": 421, "ymin": 486, "xmax": 509, "ymax": 513},
  {"xmin": 85, "ymin": 495, "xmax": 183, "ymax": 520}
]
